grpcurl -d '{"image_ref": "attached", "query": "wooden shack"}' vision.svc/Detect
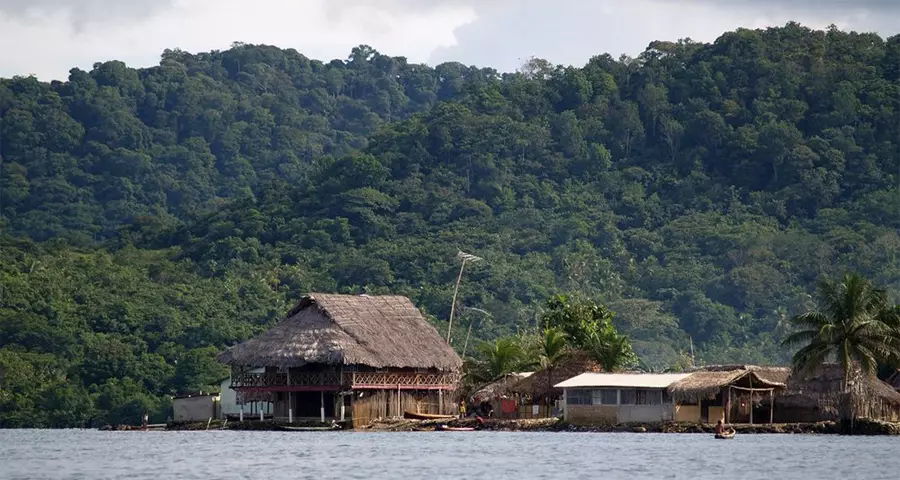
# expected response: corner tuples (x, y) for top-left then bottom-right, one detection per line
(667, 365), (790, 424)
(217, 293), (462, 428)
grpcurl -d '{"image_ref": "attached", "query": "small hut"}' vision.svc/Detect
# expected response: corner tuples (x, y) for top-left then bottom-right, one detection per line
(774, 364), (900, 423)
(470, 372), (533, 418)
(509, 351), (603, 418)
(218, 293), (462, 428)
(667, 365), (790, 424)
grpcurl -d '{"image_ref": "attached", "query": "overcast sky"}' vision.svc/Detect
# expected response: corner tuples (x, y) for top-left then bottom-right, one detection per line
(1, 0), (898, 81)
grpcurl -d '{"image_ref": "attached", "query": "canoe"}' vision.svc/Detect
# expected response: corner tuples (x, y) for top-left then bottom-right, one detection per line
(714, 430), (736, 439)
(436, 425), (475, 432)
(403, 411), (457, 421)
(280, 425), (338, 432)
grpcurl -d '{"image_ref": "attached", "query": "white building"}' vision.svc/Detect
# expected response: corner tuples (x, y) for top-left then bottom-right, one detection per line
(556, 373), (690, 424)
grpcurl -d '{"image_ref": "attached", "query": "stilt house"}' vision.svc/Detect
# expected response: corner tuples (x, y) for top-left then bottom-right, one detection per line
(217, 293), (462, 428)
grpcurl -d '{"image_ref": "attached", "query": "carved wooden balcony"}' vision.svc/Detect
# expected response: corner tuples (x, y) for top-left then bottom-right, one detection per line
(231, 371), (459, 391)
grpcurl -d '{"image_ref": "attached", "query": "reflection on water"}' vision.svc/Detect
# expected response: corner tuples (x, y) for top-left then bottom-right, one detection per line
(1, 429), (898, 480)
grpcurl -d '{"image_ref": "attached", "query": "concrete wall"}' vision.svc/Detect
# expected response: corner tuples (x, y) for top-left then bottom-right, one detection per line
(566, 405), (619, 424)
(618, 405), (673, 423)
(173, 395), (218, 422)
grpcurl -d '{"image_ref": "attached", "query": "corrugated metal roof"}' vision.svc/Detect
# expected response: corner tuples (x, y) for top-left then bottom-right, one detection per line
(554, 373), (691, 389)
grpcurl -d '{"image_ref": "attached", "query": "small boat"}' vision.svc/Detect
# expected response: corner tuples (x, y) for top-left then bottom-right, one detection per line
(714, 429), (736, 440)
(436, 425), (476, 432)
(280, 425), (340, 432)
(403, 411), (457, 420)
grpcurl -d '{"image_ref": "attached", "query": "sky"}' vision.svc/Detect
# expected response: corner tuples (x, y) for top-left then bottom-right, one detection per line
(1, 0), (898, 81)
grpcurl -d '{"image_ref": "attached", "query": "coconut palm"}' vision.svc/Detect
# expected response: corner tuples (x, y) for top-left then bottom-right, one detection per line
(532, 328), (570, 398)
(782, 273), (900, 429)
(464, 337), (529, 385)
(586, 330), (638, 373)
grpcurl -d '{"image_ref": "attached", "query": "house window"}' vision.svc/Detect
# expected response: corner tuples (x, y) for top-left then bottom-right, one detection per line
(592, 389), (618, 405)
(566, 390), (591, 405)
(631, 389), (663, 405)
(620, 389), (636, 405)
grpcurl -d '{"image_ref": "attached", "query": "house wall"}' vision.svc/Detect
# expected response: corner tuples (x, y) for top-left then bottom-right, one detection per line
(173, 395), (219, 422)
(674, 405), (701, 423)
(566, 405), (619, 424)
(708, 406), (725, 423)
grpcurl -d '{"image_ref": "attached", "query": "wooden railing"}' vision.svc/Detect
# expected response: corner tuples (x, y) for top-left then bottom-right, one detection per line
(231, 371), (341, 388)
(348, 371), (459, 388)
(231, 371), (459, 389)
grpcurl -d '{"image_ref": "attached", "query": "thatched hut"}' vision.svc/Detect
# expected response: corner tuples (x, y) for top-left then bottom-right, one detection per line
(773, 364), (900, 423)
(218, 293), (462, 428)
(667, 365), (790, 424)
(508, 351), (604, 418)
(470, 372), (533, 418)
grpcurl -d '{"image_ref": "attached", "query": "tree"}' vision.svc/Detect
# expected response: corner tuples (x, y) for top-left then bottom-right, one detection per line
(465, 337), (529, 385)
(540, 294), (638, 371)
(782, 273), (900, 429)
(532, 328), (570, 397)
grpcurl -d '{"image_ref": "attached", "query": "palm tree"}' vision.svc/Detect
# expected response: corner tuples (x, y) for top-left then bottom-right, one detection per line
(585, 329), (637, 373)
(465, 337), (528, 386)
(533, 328), (570, 401)
(782, 273), (900, 429)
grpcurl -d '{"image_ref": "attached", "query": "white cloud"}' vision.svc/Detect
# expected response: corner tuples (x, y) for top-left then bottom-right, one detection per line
(0, 0), (896, 81)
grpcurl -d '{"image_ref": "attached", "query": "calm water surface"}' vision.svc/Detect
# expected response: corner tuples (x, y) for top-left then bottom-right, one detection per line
(2, 429), (898, 479)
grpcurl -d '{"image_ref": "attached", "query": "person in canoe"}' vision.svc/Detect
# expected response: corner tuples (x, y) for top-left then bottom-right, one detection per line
(715, 419), (735, 436)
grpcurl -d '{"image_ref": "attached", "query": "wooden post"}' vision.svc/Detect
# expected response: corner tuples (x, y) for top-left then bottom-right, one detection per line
(288, 391), (293, 423)
(749, 376), (753, 425)
(239, 403), (244, 422)
(770, 389), (774, 424)
(725, 387), (731, 424)
(320, 391), (325, 423)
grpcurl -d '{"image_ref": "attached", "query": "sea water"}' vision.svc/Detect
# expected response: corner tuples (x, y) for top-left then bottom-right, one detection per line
(1, 429), (897, 479)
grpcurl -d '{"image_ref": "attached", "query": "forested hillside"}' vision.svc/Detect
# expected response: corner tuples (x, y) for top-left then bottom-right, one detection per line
(2, 23), (899, 427)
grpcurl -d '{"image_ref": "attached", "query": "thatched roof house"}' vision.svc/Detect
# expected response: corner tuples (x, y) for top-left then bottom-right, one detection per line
(510, 351), (603, 401)
(471, 372), (533, 403)
(668, 365), (791, 404)
(218, 293), (462, 371)
(775, 364), (900, 421)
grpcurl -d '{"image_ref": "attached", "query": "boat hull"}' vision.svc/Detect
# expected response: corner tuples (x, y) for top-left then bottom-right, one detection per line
(403, 411), (456, 420)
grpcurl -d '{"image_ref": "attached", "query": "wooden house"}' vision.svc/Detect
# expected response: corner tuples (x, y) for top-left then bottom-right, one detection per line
(667, 365), (791, 424)
(217, 293), (462, 428)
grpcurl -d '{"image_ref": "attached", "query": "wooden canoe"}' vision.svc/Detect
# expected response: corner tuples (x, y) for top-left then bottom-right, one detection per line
(436, 425), (475, 431)
(280, 425), (338, 432)
(714, 430), (736, 439)
(403, 411), (456, 420)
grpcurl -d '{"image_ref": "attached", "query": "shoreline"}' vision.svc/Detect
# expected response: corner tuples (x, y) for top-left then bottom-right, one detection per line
(157, 417), (900, 435)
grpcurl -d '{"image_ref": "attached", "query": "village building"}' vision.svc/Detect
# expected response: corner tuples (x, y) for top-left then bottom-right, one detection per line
(217, 293), (462, 428)
(666, 365), (790, 424)
(508, 351), (603, 419)
(557, 373), (690, 424)
(772, 364), (900, 423)
(470, 372), (533, 419)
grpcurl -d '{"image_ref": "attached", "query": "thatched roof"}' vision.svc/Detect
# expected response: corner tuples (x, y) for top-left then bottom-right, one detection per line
(217, 293), (462, 371)
(667, 365), (790, 403)
(471, 372), (533, 403)
(509, 351), (603, 399)
(777, 364), (900, 409)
